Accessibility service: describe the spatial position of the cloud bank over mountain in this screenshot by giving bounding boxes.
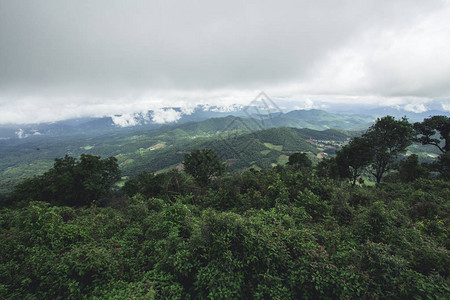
[0,0,449,124]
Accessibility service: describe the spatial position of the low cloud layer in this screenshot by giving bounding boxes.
[0,1,449,124]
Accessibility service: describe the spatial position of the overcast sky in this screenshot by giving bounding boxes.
[1,0,449,124]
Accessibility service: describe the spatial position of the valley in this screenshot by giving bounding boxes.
[0,109,442,195]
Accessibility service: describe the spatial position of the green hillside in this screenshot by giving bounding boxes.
[260,109,374,130]
[1,156,449,299]
[1,115,448,299]
[0,115,440,194]
[0,122,338,193]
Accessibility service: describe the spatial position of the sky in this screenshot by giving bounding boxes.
[0,0,449,124]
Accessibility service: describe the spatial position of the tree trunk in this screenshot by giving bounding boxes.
[352,169,358,186]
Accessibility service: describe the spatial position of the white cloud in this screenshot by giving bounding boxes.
[442,103,450,111]
[292,98,320,110]
[180,105,196,115]
[111,113,143,127]
[15,129,28,139]
[0,1,449,124]
[404,103,428,113]
[302,2,450,97]
[151,108,182,124]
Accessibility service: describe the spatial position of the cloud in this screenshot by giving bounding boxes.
[292,99,321,110]
[151,108,182,124]
[442,103,450,111]
[0,1,449,124]
[111,113,149,127]
[15,129,27,139]
[302,1,450,97]
[404,103,428,113]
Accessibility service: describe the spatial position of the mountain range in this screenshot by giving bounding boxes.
[2,104,447,141]
[0,105,444,195]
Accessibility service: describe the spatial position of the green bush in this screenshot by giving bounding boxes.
[1,159,449,298]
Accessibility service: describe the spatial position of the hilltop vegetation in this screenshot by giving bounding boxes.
[0,113,439,195]
[1,159,449,298]
[0,117,353,194]
[0,115,449,298]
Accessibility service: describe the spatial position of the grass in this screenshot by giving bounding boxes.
[264,143,283,151]
[119,159,135,166]
[146,142,166,151]
[277,155,289,164]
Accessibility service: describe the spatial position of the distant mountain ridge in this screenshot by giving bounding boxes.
[0,115,354,193]
[0,104,447,140]
[0,110,442,194]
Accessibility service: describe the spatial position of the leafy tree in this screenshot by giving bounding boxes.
[316,157,340,180]
[2,167,450,298]
[287,152,313,172]
[414,115,450,153]
[414,116,450,180]
[4,117,450,299]
[397,154,429,183]
[159,169,192,199]
[363,116,414,183]
[12,154,120,206]
[183,149,226,188]
[73,154,120,204]
[336,137,373,185]
[122,171,162,198]
[436,151,450,180]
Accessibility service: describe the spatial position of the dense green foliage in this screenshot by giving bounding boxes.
[287,152,313,172]
[10,154,120,206]
[1,115,449,298]
[0,115,439,195]
[397,154,430,183]
[183,149,226,187]
[363,116,414,183]
[336,116,449,184]
[336,137,373,185]
[414,115,449,153]
[2,154,449,298]
[0,123,349,194]
[438,152,450,180]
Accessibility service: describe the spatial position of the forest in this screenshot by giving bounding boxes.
[0,115,449,299]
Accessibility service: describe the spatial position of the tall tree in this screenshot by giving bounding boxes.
[336,137,373,185]
[12,154,120,206]
[413,115,449,153]
[122,171,163,198]
[316,157,340,180]
[183,149,226,188]
[397,154,429,183]
[436,152,450,180]
[363,116,414,183]
[287,152,313,172]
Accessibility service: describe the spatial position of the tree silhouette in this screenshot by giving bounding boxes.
[12,154,120,206]
[287,152,312,172]
[397,154,429,183]
[336,137,373,185]
[363,116,414,183]
[183,149,226,188]
[414,115,449,153]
